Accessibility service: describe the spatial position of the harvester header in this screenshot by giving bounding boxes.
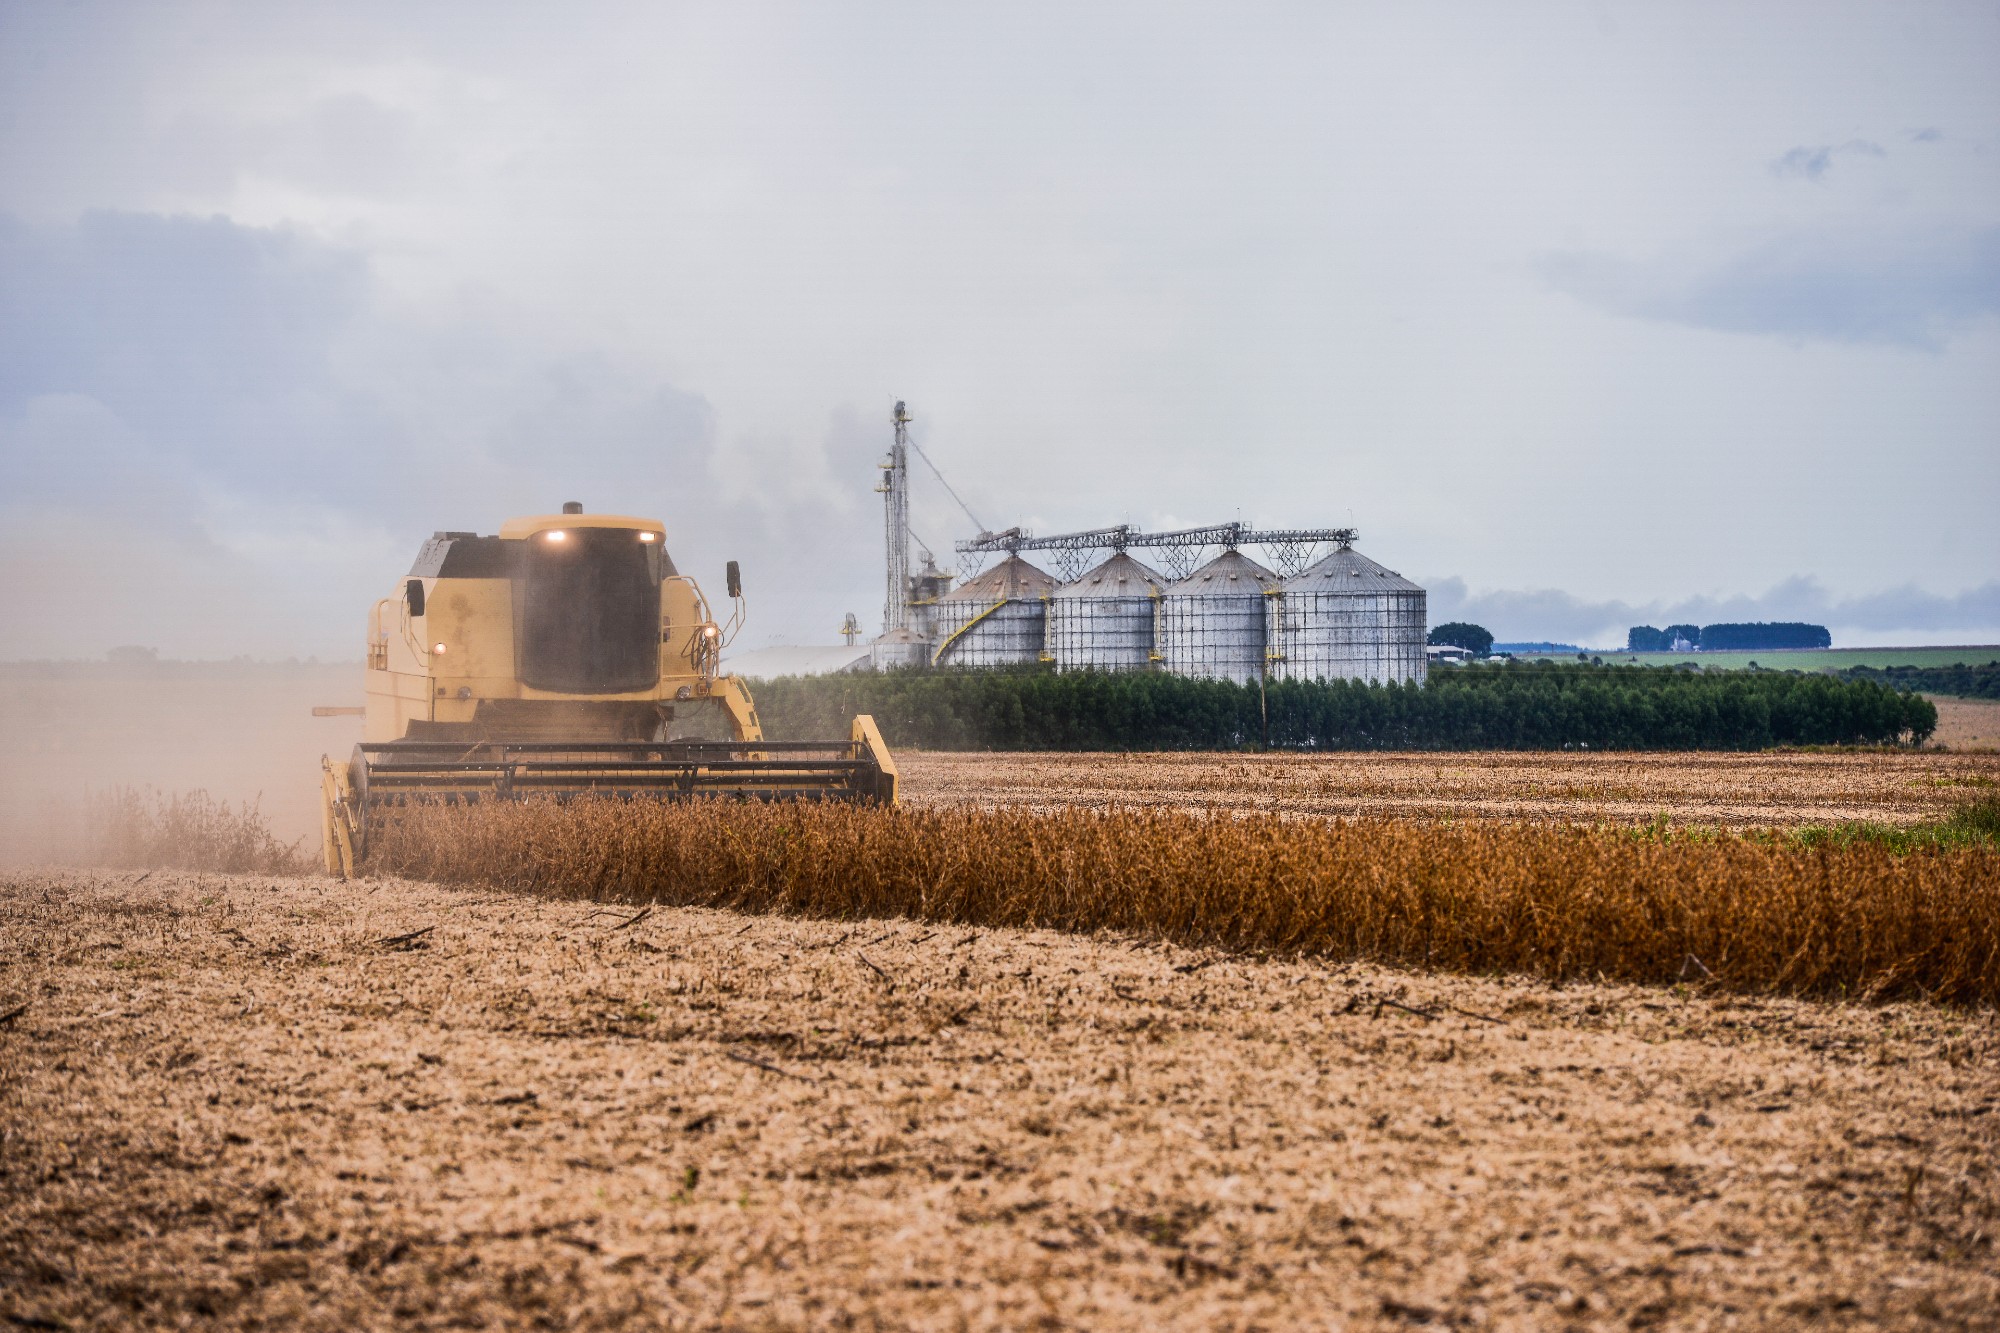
[320,504,895,875]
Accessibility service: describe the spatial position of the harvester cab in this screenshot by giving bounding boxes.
[320,504,896,876]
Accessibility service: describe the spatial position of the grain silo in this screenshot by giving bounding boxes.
[1270,544,1426,685]
[869,626,929,671]
[931,555,1057,667]
[1158,549,1278,684]
[1046,551,1167,671]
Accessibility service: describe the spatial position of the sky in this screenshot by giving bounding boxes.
[1,0,1996,658]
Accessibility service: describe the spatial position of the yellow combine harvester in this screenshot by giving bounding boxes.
[320,503,895,876]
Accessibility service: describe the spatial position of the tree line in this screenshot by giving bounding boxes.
[753,662,1935,751]
[1842,661,2000,701]
[1628,622,1831,652]
[1427,622,1495,655]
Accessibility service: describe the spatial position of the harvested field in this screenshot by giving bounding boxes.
[1927,696,2000,753]
[900,749,2000,827]
[3,870,1995,1330]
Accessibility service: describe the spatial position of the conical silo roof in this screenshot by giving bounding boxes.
[943,554,1057,602]
[1281,546,1424,594]
[1166,548,1277,595]
[1050,551,1166,599]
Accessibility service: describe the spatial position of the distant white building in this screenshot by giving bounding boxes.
[723,644,874,680]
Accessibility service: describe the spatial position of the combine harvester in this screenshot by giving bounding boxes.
[320,503,896,876]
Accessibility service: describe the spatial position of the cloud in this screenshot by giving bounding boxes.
[1425,575,2000,649]
[0,210,886,658]
[1822,581,2000,637]
[1538,225,2000,349]
[1,7,1992,659]
[1769,139,1885,181]
[0,211,380,473]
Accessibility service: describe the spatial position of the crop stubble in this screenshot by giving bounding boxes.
[898,749,2000,826]
[1,870,1994,1330]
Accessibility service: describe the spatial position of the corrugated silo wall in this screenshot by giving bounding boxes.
[870,639,929,671]
[1046,594,1159,671]
[932,598,1049,667]
[1158,593,1269,684]
[1270,589,1427,685]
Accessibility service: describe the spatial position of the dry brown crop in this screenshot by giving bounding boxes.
[369,799,2000,1005]
[76,786,309,875]
[0,661,359,859]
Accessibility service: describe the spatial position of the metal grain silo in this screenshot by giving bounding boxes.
[931,555,1057,667]
[1046,551,1167,671]
[1158,549,1277,684]
[1270,544,1426,685]
[868,626,928,671]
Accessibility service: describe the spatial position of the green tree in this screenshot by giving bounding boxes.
[1428,622,1495,655]
[752,661,1932,751]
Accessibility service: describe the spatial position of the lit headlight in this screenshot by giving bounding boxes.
[545,531,567,542]
[638,532,657,543]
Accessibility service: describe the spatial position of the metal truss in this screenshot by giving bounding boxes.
[955,522,1357,582]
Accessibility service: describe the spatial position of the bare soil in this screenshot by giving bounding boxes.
[3,870,1994,1330]
[899,749,2000,827]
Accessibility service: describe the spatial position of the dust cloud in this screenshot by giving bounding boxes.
[0,657,362,865]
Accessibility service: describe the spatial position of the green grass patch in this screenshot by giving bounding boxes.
[1785,794,2000,854]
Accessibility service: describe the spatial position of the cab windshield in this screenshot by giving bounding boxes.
[516,528,661,693]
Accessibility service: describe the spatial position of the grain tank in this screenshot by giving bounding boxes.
[1269,543,1426,685]
[1158,548,1279,684]
[932,555,1057,667]
[1045,551,1167,671]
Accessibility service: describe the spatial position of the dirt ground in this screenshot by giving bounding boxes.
[1925,696,2000,753]
[898,749,2000,828]
[3,870,1994,1330]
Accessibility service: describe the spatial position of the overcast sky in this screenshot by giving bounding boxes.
[2,0,1995,657]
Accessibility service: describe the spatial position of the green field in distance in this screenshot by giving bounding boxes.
[1507,646,2000,671]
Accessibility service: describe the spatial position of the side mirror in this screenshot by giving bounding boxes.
[405,579,426,617]
[725,560,742,599]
